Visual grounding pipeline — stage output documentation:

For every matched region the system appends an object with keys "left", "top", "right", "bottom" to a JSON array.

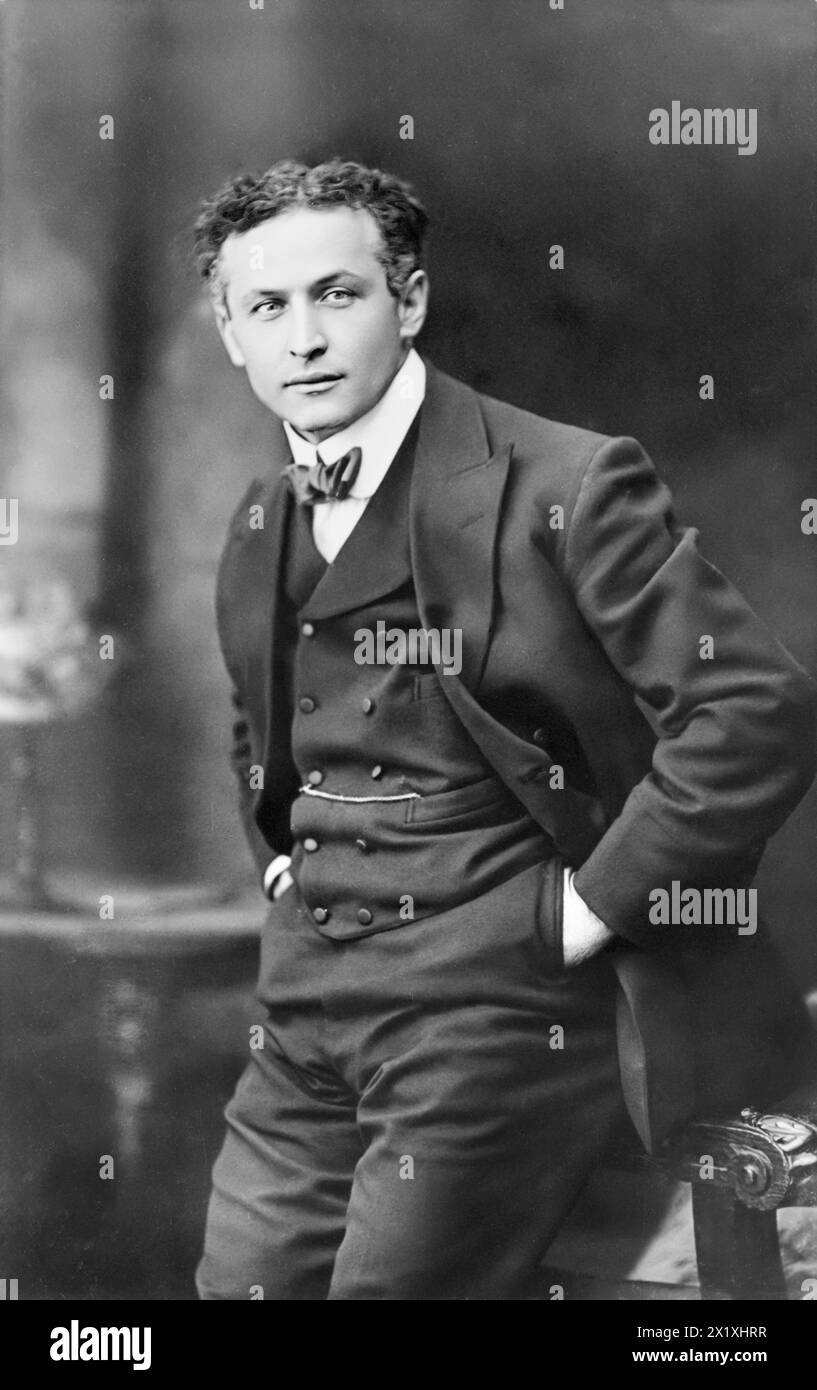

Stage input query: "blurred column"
[{"left": 0, "top": 0, "right": 183, "bottom": 883}]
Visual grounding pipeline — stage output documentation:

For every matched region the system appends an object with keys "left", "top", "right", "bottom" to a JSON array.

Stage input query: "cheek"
[
  {"left": 243, "top": 355, "right": 285, "bottom": 407},
  {"left": 345, "top": 303, "right": 400, "bottom": 349},
  {"left": 234, "top": 315, "right": 274, "bottom": 349},
  {"left": 241, "top": 335, "right": 284, "bottom": 380}
]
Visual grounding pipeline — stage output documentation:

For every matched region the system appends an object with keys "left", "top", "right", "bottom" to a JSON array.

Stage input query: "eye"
[
  {"left": 321, "top": 288, "right": 355, "bottom": 305},
  {"left": 250, "top": 299, "right": 284, "bottom": 318}
]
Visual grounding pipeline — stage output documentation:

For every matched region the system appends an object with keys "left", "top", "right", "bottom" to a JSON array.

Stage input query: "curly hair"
[{"left": 193, "top": 157, "right": 430, "bottom": 305}]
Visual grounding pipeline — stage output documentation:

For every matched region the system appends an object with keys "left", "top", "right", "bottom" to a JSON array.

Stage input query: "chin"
[
  {"left": 293, "top": 411, "right": 347, "bottom": 439},
  {"left": 290, "top": 399, "right": 359, "bottom": 436}
]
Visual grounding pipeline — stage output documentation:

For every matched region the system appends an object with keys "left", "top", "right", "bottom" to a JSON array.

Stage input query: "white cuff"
[
  {"left": 263, "top": 854, "right": 292, "bottom": 899},
  {"left": 563, "top": 866, "right": 608, "bottom": 934}
]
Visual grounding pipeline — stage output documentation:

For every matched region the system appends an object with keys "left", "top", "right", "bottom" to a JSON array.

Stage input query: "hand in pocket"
[{"left": 561, "top": 867, "right": 614, "bottom": 966}]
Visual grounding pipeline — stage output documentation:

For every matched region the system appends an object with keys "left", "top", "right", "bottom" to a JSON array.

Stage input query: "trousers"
[{"left": 196, "top": 857, "right": 624, "bottom": 1300}]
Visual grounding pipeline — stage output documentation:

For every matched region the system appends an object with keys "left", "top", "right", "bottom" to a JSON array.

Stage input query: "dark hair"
[{"left": 193, "top": 157, "right": 429, "bottom": 304}]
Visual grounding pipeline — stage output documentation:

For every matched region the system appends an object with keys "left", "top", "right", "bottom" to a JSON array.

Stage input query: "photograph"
[{"left": 1, "top": 0, "right": 816, "bottom": 1347}]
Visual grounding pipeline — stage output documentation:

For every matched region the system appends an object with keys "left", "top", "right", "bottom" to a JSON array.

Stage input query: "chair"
[
  {"left": 542, "top": 1083, "right": 817, "bottom": 1300},
  {"left": 644, "top": 1086, "right": 817, "bottom": 1298}
]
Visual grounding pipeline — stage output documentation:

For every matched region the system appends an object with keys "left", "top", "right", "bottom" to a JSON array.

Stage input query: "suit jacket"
[{"left": 215, "top": 359, "right": 817, "bottom": 1151}]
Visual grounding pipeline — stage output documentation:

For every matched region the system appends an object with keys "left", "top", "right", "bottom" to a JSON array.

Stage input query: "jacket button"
[
  {"left": 307, "top": 769, "right": 324, "bottom": 786},
  {"left": 357, "top": 908, "right": 373, "bottom": 926},
  {"left": 362, "top": 697, "right": 376, "bottom": 714},
  {"left": 301, "top": 622, "right": 315, "bottom": 637},
  {"left": 371, "top": 765, "right": 383, "bottom": 779},
  {"left": 532, "top": 728, "right": 547, "bottom": 745},
  {"left": 303, "top": 837, "right": 319, "bottom": 853},
  {"left": 299, "top": 696, "right": 317, "bottom": 713},
  {"left": 355, "top": 838, "right": 370, "bottom": 853},
  {"left": 313, "top": 906, "right": 329, "bottom": 924}
]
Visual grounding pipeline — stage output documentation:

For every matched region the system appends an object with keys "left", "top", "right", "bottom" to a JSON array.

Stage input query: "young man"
[{"left": 193, "top": 158, "right": 816, "bottom": 1300}]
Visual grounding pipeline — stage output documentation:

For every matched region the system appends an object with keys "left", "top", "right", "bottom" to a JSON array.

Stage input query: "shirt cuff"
[
  {"left": 563, "top": 866, "right": 608, "bottom": 935},
  {"left": 263, "top": 854, "right": 293, "bottom": 900}
]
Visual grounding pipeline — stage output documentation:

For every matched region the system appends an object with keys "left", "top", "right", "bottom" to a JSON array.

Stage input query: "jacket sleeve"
[
  {"left": 565, "top": 435, "right": 817, "bottom": 947},
  {"left": 227, "top": 684, "right": 278, "bottom": 889}
]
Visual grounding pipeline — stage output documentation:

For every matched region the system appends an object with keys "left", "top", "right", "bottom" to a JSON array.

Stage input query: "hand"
[{"left": 561, "top": 868, "right": 615, "bottom": 966}]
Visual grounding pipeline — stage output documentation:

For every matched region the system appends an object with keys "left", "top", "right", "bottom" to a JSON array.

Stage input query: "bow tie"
[{"left": 284, "top": 446, "right": 363, "bottom": 505}]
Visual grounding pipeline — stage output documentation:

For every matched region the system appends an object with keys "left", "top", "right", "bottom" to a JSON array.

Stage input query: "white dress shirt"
[{"left": 282, "top": 347, "right": 426, "bottom": 563}]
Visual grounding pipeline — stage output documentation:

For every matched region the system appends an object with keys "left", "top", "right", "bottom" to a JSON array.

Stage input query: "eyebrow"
[{"left": 238, "top": 270, "right": 365, "bottom": 308}]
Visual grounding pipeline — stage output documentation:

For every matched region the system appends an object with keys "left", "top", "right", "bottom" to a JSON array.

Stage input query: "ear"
[
  {"left": 213, "top": 296, "right": 246, "bottom": 368},
  {"left": 397, "top": 269, "right": 429, "bottom": 344}
]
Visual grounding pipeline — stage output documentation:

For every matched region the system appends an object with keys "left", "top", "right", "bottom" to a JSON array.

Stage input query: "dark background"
[{"left": 1, "top": 0, "right": 815, "bottom": 1298}]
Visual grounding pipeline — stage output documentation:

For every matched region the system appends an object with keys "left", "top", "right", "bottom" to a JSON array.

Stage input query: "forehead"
[{"left": 218, "top": 205, "right": 385, "bottom": 293}]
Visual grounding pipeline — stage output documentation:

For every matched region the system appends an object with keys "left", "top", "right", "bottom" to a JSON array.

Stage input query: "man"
[{"left": 193, "top": 158, "right": 817, "bottom": 1300}]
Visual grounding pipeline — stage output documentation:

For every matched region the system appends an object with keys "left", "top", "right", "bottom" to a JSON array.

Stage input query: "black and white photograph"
[{"left": 1, "top": 0, "right": 816, "bottom": 1348}]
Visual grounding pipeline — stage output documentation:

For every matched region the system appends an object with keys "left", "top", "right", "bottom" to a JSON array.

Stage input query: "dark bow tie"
[{"left": 284, "top": 446, "right": 363, "bottom": 505}]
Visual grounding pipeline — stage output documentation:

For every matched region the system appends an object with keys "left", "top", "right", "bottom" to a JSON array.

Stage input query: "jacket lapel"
[
  {"left": 410, "top": 362, "right": 513, "bottom": 692},
  {"left": 411, "top": 366, "right": 610, "bottom": 857}
]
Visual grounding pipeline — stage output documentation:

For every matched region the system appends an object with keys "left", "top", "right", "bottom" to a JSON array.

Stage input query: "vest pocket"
[{"left": 404, "top": 774, "right": 515, "bottom": 826}]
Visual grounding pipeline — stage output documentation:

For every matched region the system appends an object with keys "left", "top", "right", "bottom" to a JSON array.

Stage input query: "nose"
[{"left": 288, "top": 302, "right": 327, "bottom": 360}]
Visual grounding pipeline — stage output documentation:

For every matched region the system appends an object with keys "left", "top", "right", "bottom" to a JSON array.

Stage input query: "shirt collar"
[{"left": 282, "top": 348, "right": 426, "bottom": 499}]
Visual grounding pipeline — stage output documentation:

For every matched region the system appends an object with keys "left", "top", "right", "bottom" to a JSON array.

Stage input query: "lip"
[{"left": 285, "top": 373, "right": 343, "bottom": 393}]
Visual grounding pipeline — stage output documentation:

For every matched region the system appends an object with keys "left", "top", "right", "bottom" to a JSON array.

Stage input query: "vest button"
[
  {"left": 357, "top": 908, "right": 373, "bottom": 926},
  {"left": 303, "top": 837, "right": 319, "bottom": 853},
  {"left": 313, "top": 907, "right": 329, "bottom": 924},
  {"left": 362, "top": 697, "right": 376, "bottom": 714},
  {"left": 354, "top": 838, "right": 369, "bottom": 854},
  {"left": 371, "top": 765, "right": 383, "bottom": 779},
  {"left": 301, "top": 622, "right": 315, "bottom": 637},
  {"left": 298, "top": 696, "right": 317, "bottom": 713},
  {"left": 532, "top": 728, "right": 547, "bottom": 745},
  {"left": 307, "top": 769, "right": 324, "bottom": 786}
]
